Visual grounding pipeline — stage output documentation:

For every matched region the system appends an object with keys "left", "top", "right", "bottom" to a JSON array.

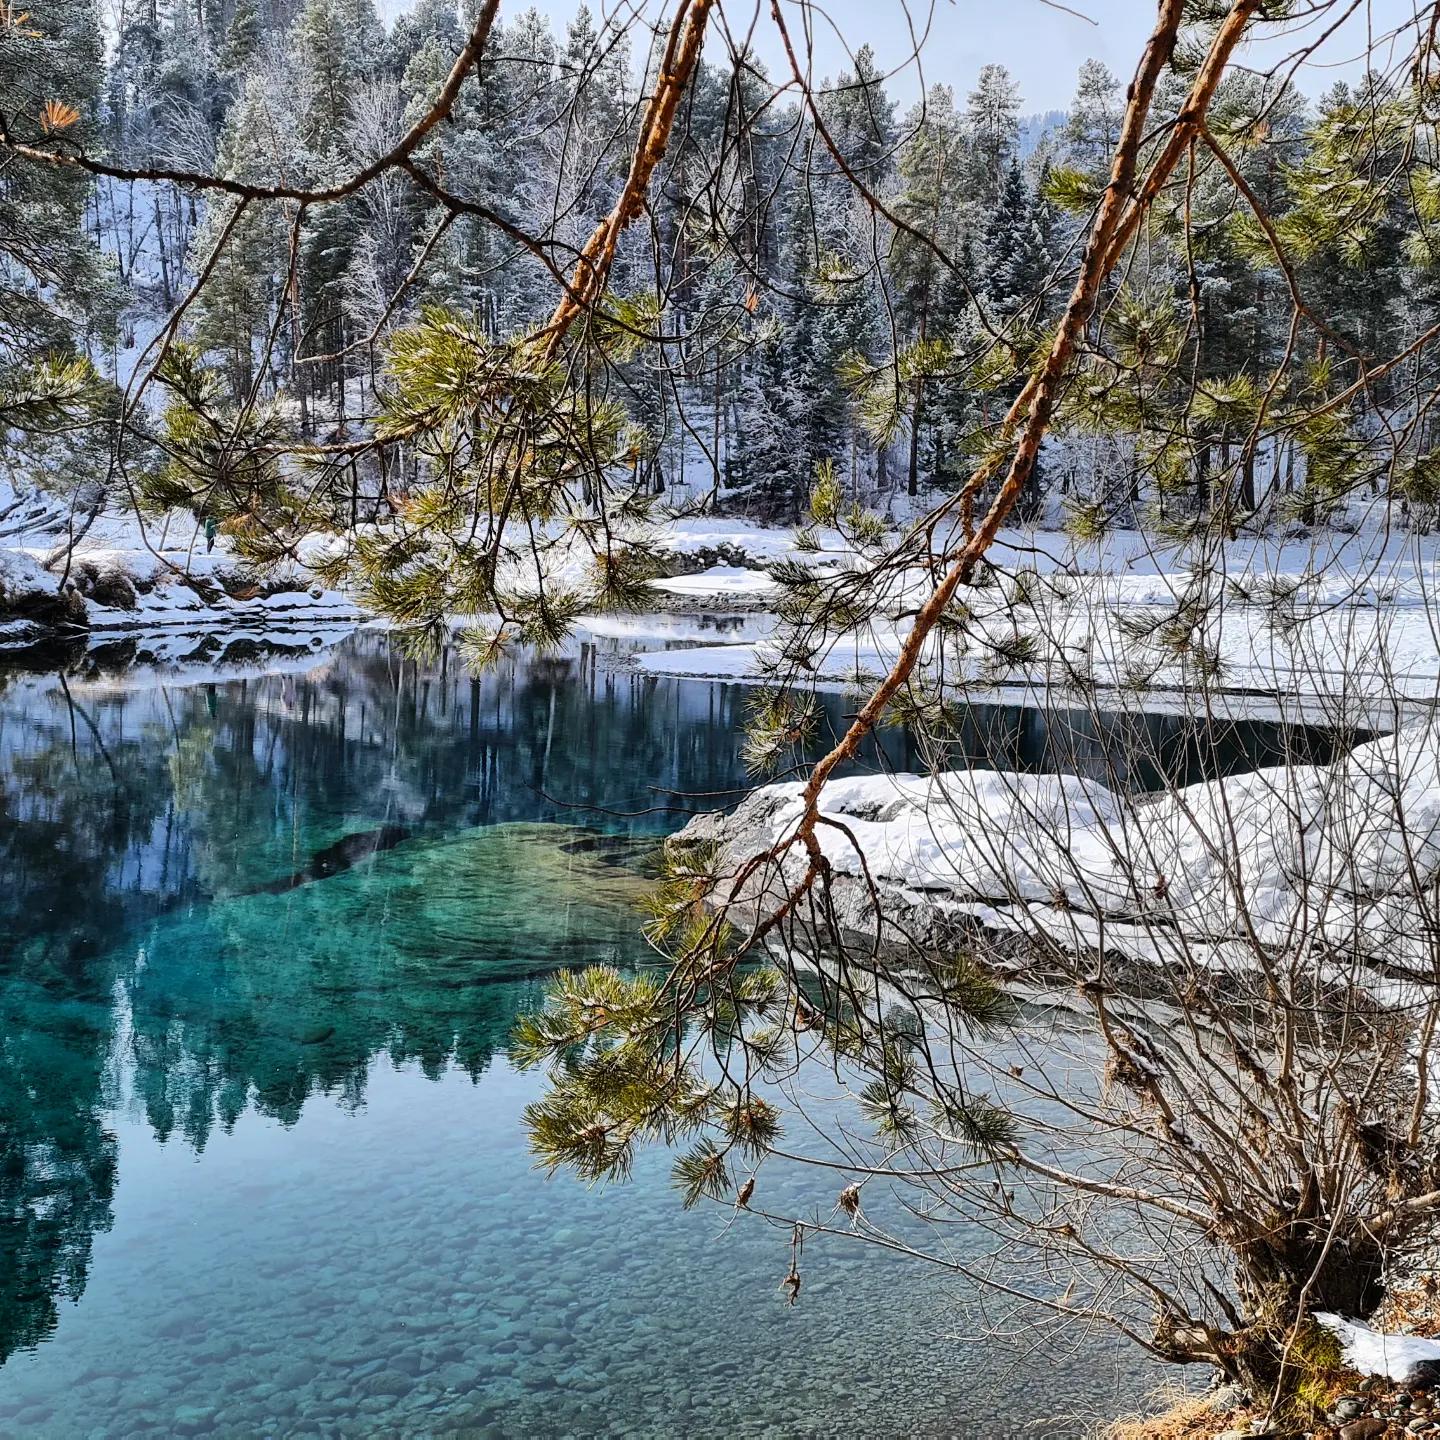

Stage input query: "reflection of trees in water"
[
  {"left": 0, "top": 678, "right": 175, "bottom": 1364},
  {"left": 0, "top": 1007, "right": 117, "bottom": 1365},
  {"left": 0, "top": 634, "right": 715, "bottom": 1364},
  {"left": 122, "top": 825, "right": 650, "bottom": 1144},
  {"left": 0, "top": 631, "right": 1351, "bottom": 1366}
]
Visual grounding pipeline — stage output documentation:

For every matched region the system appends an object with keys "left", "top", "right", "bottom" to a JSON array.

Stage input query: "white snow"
[
  {"left": 630, "top": 527, "right": 1440, "bottom": 717},
  {"left": 1315, "top": 1314, "right": 1440, "bottom": 1383},
  {"left": 653, "top": 516, "right": 849, "bottom": 563},
  {"left": 740, "top": 719, "right": 1440, "bottom": 966},
  {"left": 648, "top": 565, "right": 778, "bottom": 598},
  {"left": 575, "top": 611, "right": 775, "bottom": 645},
  {"left": 0, "top": 545, "right": 59, "bottom": 596},
  {"left": 0, "top": 484, "right": 361, "bottom": 640}
]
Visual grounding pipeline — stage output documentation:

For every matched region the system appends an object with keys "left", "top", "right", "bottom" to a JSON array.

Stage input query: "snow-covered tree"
[{"left": 965, "top": 62, "right": 1021, "bottom": 209}]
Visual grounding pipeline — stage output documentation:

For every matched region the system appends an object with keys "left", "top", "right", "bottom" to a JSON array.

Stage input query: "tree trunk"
[{"left": 907, "top": 378, "right": 923, "bottom": 499}]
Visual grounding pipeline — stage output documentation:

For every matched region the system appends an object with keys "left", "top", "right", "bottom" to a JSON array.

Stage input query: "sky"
[{"left": 431, "top": 0, "right": 1427, "bottom": 112}]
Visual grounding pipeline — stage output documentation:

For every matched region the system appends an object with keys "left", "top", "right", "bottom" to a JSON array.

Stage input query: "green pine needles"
[{"left": 513, "top": 816, "right": 1024, "bottom": 1227}]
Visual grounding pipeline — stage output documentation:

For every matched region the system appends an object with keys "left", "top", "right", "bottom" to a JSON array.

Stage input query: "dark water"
[{"left": 0, "top": 626, "right": 1359, "bottom": 1438}]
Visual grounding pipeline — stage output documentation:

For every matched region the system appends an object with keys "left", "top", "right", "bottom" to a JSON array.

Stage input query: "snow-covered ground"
[
  {"left": 690, "top": 715, "right": 1440, "bottom": 975},
  {"left": 648, "top": 565, "right": 778, "bottom": 600},
  {"left": 6, "top": 489, "right": 1440, "bottom": 731},
  {"left": 1316, "top": 1314, "right": 1440, "bottom": 1384},
  {"left": 0, "top": 489, "right": 358, "bottom": 649},
  {"left": 628, "top": 518, "right": 1440, "bottom": 721}
]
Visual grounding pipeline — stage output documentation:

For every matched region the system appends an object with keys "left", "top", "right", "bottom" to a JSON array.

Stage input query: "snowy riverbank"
[
  {"left": 674, "top": 716, "right": 1440, "bottom": 980},
  {"left": 0, "top": 495, "right": 359, "bottom": 652},
  {"left": 7, "top": 497, "right": 1440, "bottom": 730},
  {"left": 634, "top": 522, "right": 1440, "bottom": 721}
]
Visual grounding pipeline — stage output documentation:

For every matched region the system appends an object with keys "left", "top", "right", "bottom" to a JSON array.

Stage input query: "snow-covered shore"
[
  {"left": 633, "top": 523, "right": 1440, "bottom": 720},
  {"left": 675, "top": 718, "right": 1440, "bottom": 977},
  {"left": 0, "top": 492, "right": 360, "bottom": 652},
  {"left": 7, "top": 498, "right": 1440, "bottom": 735}
]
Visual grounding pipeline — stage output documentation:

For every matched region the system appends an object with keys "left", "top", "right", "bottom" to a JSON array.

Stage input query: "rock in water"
[{"left": 254, "top": 824, "right": 413, "bottom": 893}]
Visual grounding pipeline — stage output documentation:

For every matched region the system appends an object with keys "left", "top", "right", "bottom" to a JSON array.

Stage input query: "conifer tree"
[
  {"left": 889, "top": 85, "right": 965, "bottom": 495},
  {"left": 0, "top": 0, "right": 118, "bottom": 495},
  {"left": 0, "top": 0, "right": 114, "bottom": 365},
  {"left": 1063, "top": 58, "right": 1121, "bottom": 177},
  {"left": 965, "top": 62, "right": 1021, "bottom": 209}
]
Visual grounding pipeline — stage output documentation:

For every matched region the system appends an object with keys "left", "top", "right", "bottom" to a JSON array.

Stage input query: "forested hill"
[{"left": 5, "top": 0, "right": 1437, "bottom": 530}]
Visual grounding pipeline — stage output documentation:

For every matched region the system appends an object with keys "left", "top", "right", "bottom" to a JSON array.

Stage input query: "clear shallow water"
[{"left": 0, "top": 628, "right": 1360, "bottom": 1438}]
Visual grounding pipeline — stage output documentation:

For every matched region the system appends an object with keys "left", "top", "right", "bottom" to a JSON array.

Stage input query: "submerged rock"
[{"left": 252, "top": 824, "right": 413, "bottom": 894}]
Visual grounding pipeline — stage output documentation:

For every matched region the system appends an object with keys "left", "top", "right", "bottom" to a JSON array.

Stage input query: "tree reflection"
[
  {"left": 0, "top": 629, "right": 1348, "bottom": 1365},
  {"left": 0, "top": 633, "right": 760, "bottom": 1363},
  {"left": 0, "top": 672, "right": 173, "bottom": 1363}
]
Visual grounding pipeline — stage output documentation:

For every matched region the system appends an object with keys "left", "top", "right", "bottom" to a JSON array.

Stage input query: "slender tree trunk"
[{"left": 907, "top": 382, "right": 923, "bottom": 499}]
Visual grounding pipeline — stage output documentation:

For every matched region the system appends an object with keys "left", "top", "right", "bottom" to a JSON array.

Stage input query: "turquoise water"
[{"left": 0, "top": 628, "right": 1356, "bottom": 1437}]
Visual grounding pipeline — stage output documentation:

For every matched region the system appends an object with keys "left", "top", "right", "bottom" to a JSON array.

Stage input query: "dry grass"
[
  {"left": 1375, "top": 1277, "right": 1440, "bottom": 1339},
  {"left": 1091, "top": 1384, "right": 1239, "bottom": 1440}
]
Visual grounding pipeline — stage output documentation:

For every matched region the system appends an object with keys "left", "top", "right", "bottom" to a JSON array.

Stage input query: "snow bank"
[
  {"left": 8, "top": 492, "right": 1440, "bottom": 701},
  {"left": 654, "top": 517, "right": 849, "bottom": 564},
  {"left": 648, "top": 565, "right": 778, "bottom": 599},
  {"left": 1315, "top": 1314, "right": 1440, "bottom": 1384},
  {"left": 719, "top": 720, "right": 1440, "bottom": 964},
  {"left": 0, "top": 486, "right": 362, "bottom": 644},
  {"left": 0, "top": 546, "right": 57, "bottom": 596},
  {"left": 632, "top": 570, "right": 1440, "bottom": 705},
  {"left": 0, "top": 545, "right": 88, "bottom": 643},
  {"left": 624, "top": 515, "right": 1440, "bottom": 709}
]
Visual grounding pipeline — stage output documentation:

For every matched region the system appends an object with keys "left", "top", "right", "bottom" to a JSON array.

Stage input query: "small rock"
[
  {"left": 1340, "top": 1420, "right": 1389, "bottom": 1440},
  {"left": 1409, "top": 1419, "right": 1435, "bottom": 1434},
  {"left": 1332, "top": 1396, "right": 1367, "bottom": 1421},
  {"left": 1209, "top": 1384, "right": 1248, "bottom": 1413},
  {"left": 171, "top": 1404, "right": 216, "bottom": 1436}
]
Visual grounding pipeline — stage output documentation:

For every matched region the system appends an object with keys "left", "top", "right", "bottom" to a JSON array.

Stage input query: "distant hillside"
[{"left": 1018, "top": 108, "right": 1067, "bottom": 158}]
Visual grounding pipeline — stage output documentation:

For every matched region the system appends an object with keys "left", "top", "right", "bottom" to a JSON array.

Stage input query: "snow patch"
[
  {"left": 648, "top": 565, "right": 778, "bottom": 598},
  {"left": 1315, "top": 1314, "right": 1440, "bottom": 1384}
]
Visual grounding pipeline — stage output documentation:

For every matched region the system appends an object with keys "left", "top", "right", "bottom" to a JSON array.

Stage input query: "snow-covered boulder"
[{"left": 0, "top": 547, "right": 87, "bottom": 634}]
